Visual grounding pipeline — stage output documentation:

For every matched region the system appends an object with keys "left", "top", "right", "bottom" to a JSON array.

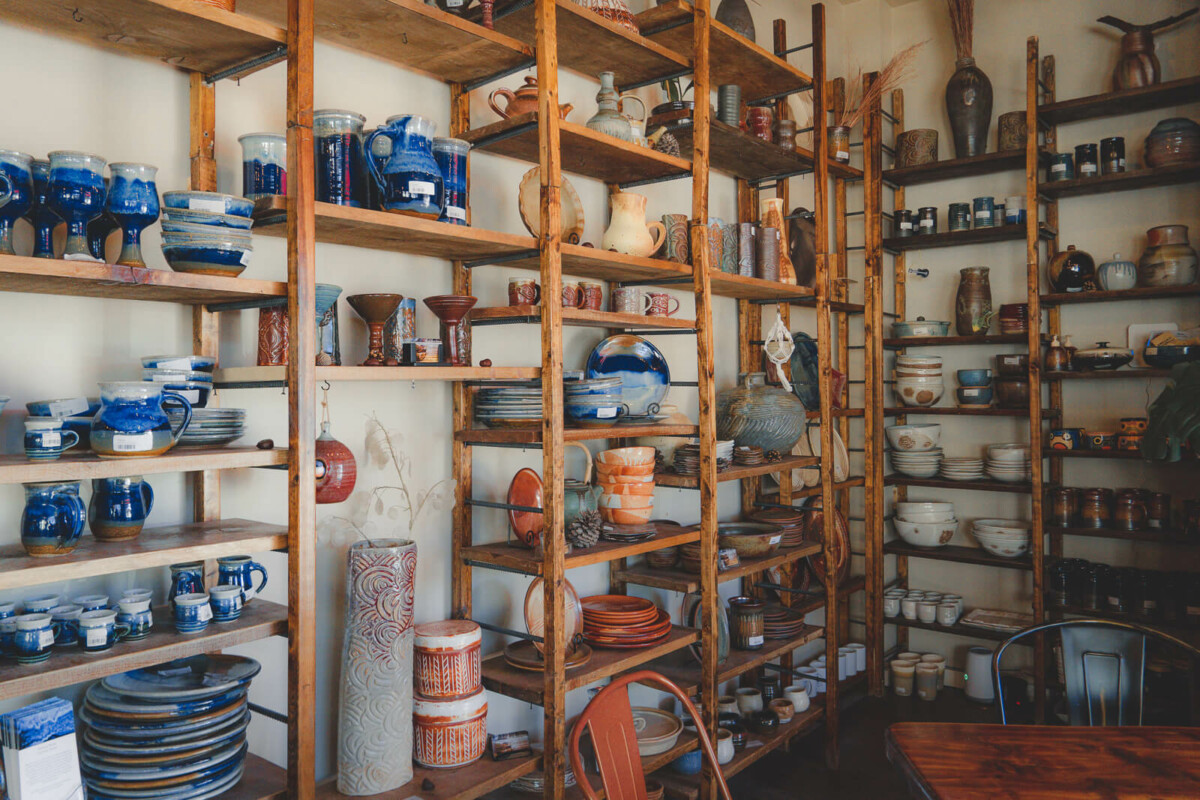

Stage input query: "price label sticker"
[
  {"left": 40, "top": 432, "right": 61, "bottom": 447},
  {"left": 113, "top": 432, "right": 154, "bottom": 452},
  {"left": 85, "top": 627, "right": 107, "bottom": 648},
  {"left": 1051, "top": 162, "right": 1067, "bottom": 173},
  {"left": 189, "top": 198, "right": 227, "bottom": 214},
  {"left": 597, "top": 407, "right": 617, "bottom": 418},
  {"left": 198, "top": 605, "right": 213, "bottom": 622},
  {"left": 919, "top": 218, "right": 934, "bottom": 227},
  {"left": 748, "top": 635, "right": 764, "bottom": 646},
  {"left": 836, "top": 150, "right": 849, "bottom": 160},
  {"left": 899, "top": 221, "right": 913, "bottom": 230},
  {"left": 769, "top": 535, "right": 782, "bottom": 545},
  {"left": 408, "top": 180, "right": 436, "bottom": 197},
  {"left": 240, "top": 251, "right": 252, "bottom": 266},
  {"left": 38, "top": 630, "right": 55, "bottom": 648},
  {"left": 446, "top": 206, "right": 466, "bottom": 221},
  {"left": 1081, "top": 163, "right": 1097, "bottom": 175},
  {"left": 48, "top": 398, "right": 88, "bottom": 417},
  {"left": 976, "top": 209, "right": 991, "bottom": 218}
]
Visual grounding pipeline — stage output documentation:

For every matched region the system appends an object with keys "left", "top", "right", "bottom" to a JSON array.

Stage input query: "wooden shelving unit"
[{"left": 881, "top": 541, "right": 1032, "bottom": 571}]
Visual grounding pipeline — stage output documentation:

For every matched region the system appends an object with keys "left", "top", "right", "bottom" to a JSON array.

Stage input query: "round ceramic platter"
[
  {"left": 178, "top": 435, "right": 243, "bottom": 445},
  {"left": 85, "top": 685, "right": 246, "bottom": 718},
  {"left": 102, "top": 656, "right": 261, "bottom": 701},
  {"left": 582, "top": 595, "right": 655, "bottom": 615},
  {"left": 85, "top": 764, "right": 245, "bottom": 800},
  {"left": 518, "top": 166, "right": 584, "bottom": 243},
  {"left": 585, "top": 335, "right": 670, "bottom": 417},
  {"left": 80, "top": 699, "right": 247, "bottom": 737},
  {"left": 524, "top": 576, "right": 582, "bottom": 654},
  {"left": 506, "top": 467, "right": 544, "bottom": 547},
  {"left": 85, "top": 710, "right": 250, "bottom": 750},
  {"left": 82, "top": 739, "right": 245, "bottom": 780},
  {"left": 83, "top": 737, "right": 245, "bottom": 770},
  {"left": 503, "top": 640, "right": 592, "bottom": 672}
]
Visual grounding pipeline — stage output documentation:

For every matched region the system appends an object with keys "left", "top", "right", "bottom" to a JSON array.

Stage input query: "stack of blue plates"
[
  {"left": 79, "top": 655, "right": 261, "bottom": 800},
  {"left": 475, "top": 384, "right": 542, "bottom": 429},
  {"left": 160, "top": 192, "right": 254, "bottom": 277}
]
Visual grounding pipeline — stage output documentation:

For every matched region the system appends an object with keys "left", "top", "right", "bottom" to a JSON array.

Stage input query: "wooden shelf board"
[
  {"left": 471, "top": 305, "right": 696, "bottom": 330},
  {"left": 1043, "top": 369, "right": 1173, "bottom": 380},
  {"left": 0, "top": 519, "right": 287, "bottom": 592},
  {"left": 885, "top": 616, "right": 1032, "bottom": 644},
  {"left": 791, "top": 298, "right": 866, "bottom": 314},
  {"left": 462, "top": 523, "right": 700, "bottom": 575},
  {"left": 0, "top": 0, "right": 286, "bottom": 75},
  {"left": 215, "top": 365, "right": 540, "bottom": 385},
  {"left": 0, "top": 447, "right": 286, "bottom": 485},
  {"left": 790, "top": 574, "right": 868, "bottom": 617},
  {"left": 1041, "top": 284, "right": 1200, "bottom": 305},
  {"left": 883, "top": 474, "right": 1032, "bottom": 494},
  {"left": 253, "top": 202, "right": 539, "bottom": 261},
  {"left": 480, "top": 625, "right": 698, "bottom": 705},
  {"left": 317, "top": 753, "right": 541, "bottom": 800},
  {"left": 457, "top": 424, "right": 698, "bottom": 444},
  {"left": 634, "top": 0, "right": 811, "bottom": 104},
  {"left": 229, "top": 754, "right": 288, "bottom": 800},
  {"left": 655, "top": 454, "right": 819, "bottom": 488},
  {"left": 787, "top": 476, "right": 866, "bottom": 499},
  {"left": 1040, "top": 162, "right": 1200, "bottom": 199},
  {"left": 488, "top": 0, "right": 688, "bottom": 88},
  {"left": 883, "top": 150, "right": 1025, "bottom": 186},
  {"left": 884, "top": 225, "right": 1041, "bottom": 252},
  {"left": 461, "top": 113, "right": 691, "bottom": 185},
  {"left": 237, "top": 0, "right": 533, "bottom": 85},
  {"left": 0, "top": 254, "right": 286, "bottom": 305},
  {"left": 0, "top": 601, "right": 286, "bottom": 701},
  {"left": 671, "top": 120, "right": 861, "bottom": 182},
  {"left": 1042, "top": 448, "right": 1151, "bottom": 460},
  {"left": 1049, "top": 525, "right": 1194, "bottom": 544},
  {"left": 883, "top": 540, "right": 1033, "bottom": 571},
  {"left": 1038, "top": 75, "right": 1200, "bottom": 126},
  {"left": 614, "top": 541, "right": 822, "bottom": 594},
  {"left": 535, "top": 245, "right": 694, "bottom": 285},
  {"left": 884, "top": 334, "right": 1027, "bottom": 348},
  {"left": 884, "top": 407, "right": 1047, "bottom": 417},
  {"left": 808, "top": 408, "right": 866, "bottom": 419},
  {"left": 708, "top": 271, "right": 815, "bottom": 301},
  {"left": 640, "top": 625, "right": 824, "bottom": 696}
]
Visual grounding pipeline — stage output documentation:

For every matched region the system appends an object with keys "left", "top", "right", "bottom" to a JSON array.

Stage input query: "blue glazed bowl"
[
  {"left": 163, "top": 243, "right": 252, "bottom": 276},
  {"left": 956, "top": 368, "right": 992, "bottom": 387},
  {"left": 162, "top": 191, "right": 253, "bottom": 218},
  {"left": 956, "top": 386, "right": 993, "bottom": 405},
  {"left": 142, "top": 368, "right": 214, "bottom": 384},
  {"left": 161, "top": 218, "right": 250, "bottom": 237},
  {"left": 1143, "top": 343, "right": 1199, "bottom": 369},
  {"left": 565, "top": 402, "right": 627, "bottom": 425},
  {"left": 141, "top": 355, "right": 217, "bottom": 372},
  {"left": 671, "top": 749, "right": 703, "bottom": 775},
  {"left": 162, "top": 231, "right": 253, "bottom": 248},
  {"left": 26, "top": 397, "right": 94, "bottom": 417},
  {"left": 161, "top": 207, "right": 253, "bottom": 229}
]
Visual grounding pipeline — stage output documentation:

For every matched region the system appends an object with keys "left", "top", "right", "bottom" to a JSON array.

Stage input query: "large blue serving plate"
[
  {"left": 101, "top": 655, "right": 261, "bottom": 701},
  {"left": 585, "top": 334, "right": 670, "bottom": 417}
]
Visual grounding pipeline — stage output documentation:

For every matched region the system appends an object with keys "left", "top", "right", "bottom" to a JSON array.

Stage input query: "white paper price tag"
[
  {"left": 189, "top": 198, "right": 226, "bottom": 213},
  {"left": 179, "top": 390, "right": 201, "bottom": 404},
  {"left": 1081, "top": 164, "right": 1097, "bottom": 175},
  {"left": 85, "top": 627, "right": 107, "bottom": 648},
  {"left": 769, "top": 535, "right": 782, "bottom": 545},
  {"left": 836, "top": 150, "right": 849, "bottom": 160},
  {"left": 39, "top": 630, "right": 56, "bottom": 648},
  {"left": 597, "top": 407, "right": 617, "bottom": 418},
  {"left": 113, "top": 432, "right": 154, "bottom": 452},
  {"left": 47, "top": 398, "right": 88, "bottom": 417},
  {"left": 408, "top": 180, "right": 436, "bottom": 196},
  {"left": 240, "top": 251, "right": 252, "bottom": 266},
  {"left": 198, "top": 605, "right": 213, "bottom": 622},
  {"left": 919, "top": 218, "right": 934, "bottom": 228},
  {"left": 976, "top": 209, "right": 991, "bottom": 218},
  {"left": 748, "top": 634, "right": 764, "bottom": 646},
  {"left": 446, "top": 206, "right": 466, "bottom": 221},
  {"left": 1051, "top": 162, "right": 1067, "bottom": 173},
  {"left": 899, "top": 221, "right": 913, "bottom": 230},
  {"left": 40, "top": 432, "right": 61, "bottom": 447}
]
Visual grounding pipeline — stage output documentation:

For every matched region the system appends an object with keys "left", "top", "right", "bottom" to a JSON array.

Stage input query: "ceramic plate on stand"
[
  {"left": 506, "top": 467, "right": 544, "bottom": 547},
  {"left": 586, "top": 335, "right": 670, "bottom": 417},
  {"left": 518, "top": 166, "right": 584, "bottom": 243}
]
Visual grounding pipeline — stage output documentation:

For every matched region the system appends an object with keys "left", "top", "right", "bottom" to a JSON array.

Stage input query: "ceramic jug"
[
  {"left": 89, "top": 476, "right": 154, "bottom": 541},
  {"left": 90, "top": 381, "right": 192, "bottom": 459},
  {"left": 601, "top": 192, "right": 666, "bottom": 257},
  {"left": 21, "top": 481, "right": 86, "bottom": 557},
  {"left": 364, "top": 115, "right": 444, "bottom": 219},
  {"left": 619, "top": 94, "right": 648, "bottom": 144},
  {"left": 586, "top": 72, "right": 635, "bottom": 142},
  {"left": 487, "top": 76, "right": 572, "bottom": 120}
]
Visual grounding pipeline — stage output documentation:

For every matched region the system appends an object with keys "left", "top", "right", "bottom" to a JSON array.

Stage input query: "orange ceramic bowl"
[
  {"left": 600, "top": 506, "right": 655, "bottom": 525},
  {"left": 594, "top": 461, "right": 656, "bottom": 478},
  {"left": 595, "top": 446, "right": 656, "bottom": 467},
  {"left": 598, "top": 493, "right": 655, "bottom": 510},
  {"left": 597, "top": 481, "right": 654, "bottom": 496},
  {"left": 592, "top": 471, "right": 655, "bottom": 484}
]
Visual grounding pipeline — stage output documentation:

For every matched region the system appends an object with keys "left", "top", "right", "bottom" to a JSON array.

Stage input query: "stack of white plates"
[
  {"left": 971, "top": 518, "right": 1031, "bottom": 558},
  {"left": 889, "top": 447, "right": 943, "bottom": 478},
  {"left": 985, "top": 443, "right": 1031, "bottom": 483},
  {"left": 170, "top": 408, "right": 246, "bottom": 448},
  {"left": 939, "top": 456, "right": 985, "bottom": 481}
]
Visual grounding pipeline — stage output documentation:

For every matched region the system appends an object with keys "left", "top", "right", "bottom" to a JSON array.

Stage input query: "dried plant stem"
[
  {"left": 947, "top": 0, "right": 974, "bottom": 61},
  {"left": 836, "top": 41, "right": 925, "bottom": 130}
]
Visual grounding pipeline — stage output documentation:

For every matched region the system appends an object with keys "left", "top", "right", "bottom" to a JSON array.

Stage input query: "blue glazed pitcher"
[
  {"left": 91, "top": 381, "right": 192, "bottom": 459},
  {"left": 364, "top": 115, "right": 444, "bottom": 219},
  {"left": 89, "top": 476, "right": 154, "bottom": 542},
  {"left": 21, "top": 481, "right": 87, "bottom": 557}
]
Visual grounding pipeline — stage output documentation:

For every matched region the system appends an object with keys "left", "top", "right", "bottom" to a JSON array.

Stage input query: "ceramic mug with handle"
[{"left": 646, "top": 292, "right": 680, "bottom": 317}]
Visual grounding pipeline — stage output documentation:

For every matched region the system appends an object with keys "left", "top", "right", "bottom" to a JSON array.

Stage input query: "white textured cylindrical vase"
[{"left": 337, "top": 539, "right": 418, "bottom": 795}]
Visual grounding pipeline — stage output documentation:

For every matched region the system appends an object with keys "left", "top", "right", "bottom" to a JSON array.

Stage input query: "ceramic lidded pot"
[
  {"left": 413, "top": 686, "right": 488, "bottom": 768},
  {"left": 716, "top": 372, "right": 807, "bottom": 454},
  {"left": 315, "top": 421, "right": 357, "bottom": 504},
  {"left": 1097, "top": 253, "right": 1138, "bottom": 291},
  {"left": 414, "top": 620, "right": 482, "bottom": 699},
  {"left": 1139, "top": 225, "right": 1198, "bottom": 287},
  {"left": 365, "top": 115, "right": 444, "bottom": 219},
  {"left": 90, "top": 381, "right": 192, "bottom": 458},
  {"left": 1047, "top": 245, "right": 1096, "bottom": 293},
  {"left": 21, "top": 481, "right": 86, "bottom": 556},
  {"left": 1144, "top": 118, "right": 1200, "bottom": 168}
]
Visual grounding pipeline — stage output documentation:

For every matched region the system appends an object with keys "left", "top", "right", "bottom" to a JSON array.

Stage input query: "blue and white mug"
[
  {"left": 217, "top": 556, "right": 268, "bottom": 603},
  {"left": 79, "top": 609, "right": 129, "bottom": 652},
  {"left": 13, "top": 613, "right": 59, "bottom": 664},
  {"left": 24, "top": 594, "right": 61, "bottom": 614},
  {"left": 73, "top": 594, "right": 109, "bottom": 613},
  {"left": 116, "top": 597, "right": 153, "bottom": 640},
  {"left": 169, "top": 562, "right": 206, "bottom": 607},
  {"left": 23, "top": 418, "right": 80, "bottom": 461},
  {"left": 174, "top": 593, "right": 212, "bottom": 635},
  {"left": 50, "top": 604, "right": 83, "bottom": 647},
  {"left": 209, "top": 585, "right": 244, "bottom": 624}
]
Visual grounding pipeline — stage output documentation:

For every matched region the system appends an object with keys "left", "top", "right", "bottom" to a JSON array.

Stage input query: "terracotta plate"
[
  {"left": 504, "top": 640, "right": 592, "bottom": 672},
  {"left": 581, "top": 595, "right": 655, "bottom": 615},
  {"left": 507, "top": 468, "right": 544, "bottom": 548},
  {"left": 523, "top": 577, "right": 582, "bottom": 654}
]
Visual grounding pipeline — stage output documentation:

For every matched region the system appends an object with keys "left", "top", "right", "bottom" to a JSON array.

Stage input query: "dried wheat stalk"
[
  {"left": 836, "top": 41, "right": 925, "bottom": 130},
  {"left": 947, "top": 0, "right": 974, "bottom": 61}
]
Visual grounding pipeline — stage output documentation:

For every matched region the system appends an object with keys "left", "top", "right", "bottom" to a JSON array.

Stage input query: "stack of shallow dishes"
[
  {"left": 595, "top": 447, "right": 655, "bottom": 525},
  {"left": 733, "top": 445, "right": 765, "bottom": 466},
  {"left": 672, "top": 440, "right": 734, "bottom": 474},
  {"left": 749, "top": 507, "right": 806, "bottom": 547},
  {"left": 142, "top": 355, "right": 217, "bottom": 410},
  {"left": 474, "top": 384, "right": 542, "bottom": 429},
  {"left": 564, "top": 376, "right": 625, "bottom": 426},
  {"left": 889, "top": 447, "right": 943, "bottom": 478},
  {"left": 79, "top": 655, "right": 259, "bottom": 800},
  {"left": 509, "top": 763, "right": 577, "bottom": 794},
  {"left": 171, "top": 407, "right": 245, "bottom": 448},
  {"left": 971, "top": 518, "right": 1031, "bottom": 558},
  {"left": 160, "top": 192, "right": 254, "bottom": 277},
  {"left": 892, "top": 502, "right": 956, "bottom": 548},
  {"left": 581, "top": 595, "right": 671, "bottom": 649},
  {"left": 939, "top": 456, "right": 985, "bottom": 481},
  {"left": 678, "top": 542, "right": 702, "bottom": 573},
  {"left": 985, "top": 443, "right": 1031, "bottom": 483},
  {"left": 762, "top": 604, "right": 807, "bottom": 639}
]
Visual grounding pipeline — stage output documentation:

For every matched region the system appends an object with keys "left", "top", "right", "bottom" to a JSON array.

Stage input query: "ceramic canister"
[
  {"left": 916, "top": 207, "right": 937, "bottom": 235},
  {"left": 414, "top": 620, "right": 482, "bottom": 699},
  {"left": 972, "top": 196, "right": 995, "bottom": 229},
  {"left": 1101, "top": 136, "right": 1125, "bottom": 174},
  {"left": 1074, "top": 143, "right": 1099, "bottom": 178},
  {"left": 413, "top": 686, "right": 488, "bottom": 768},
  {"left": 948, "top": 203, "right": 971, "bottom": 232},
  {"left": 1047, "top": 152, "right": 1074, "bottom": 182}
]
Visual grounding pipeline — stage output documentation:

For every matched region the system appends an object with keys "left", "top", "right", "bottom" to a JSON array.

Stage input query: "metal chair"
[
  {"left": 567, "top": 669, "right": 734, "bottom": 800},
  {"left": 992, "top": 618, "right": 1200, "bottom": 726}
]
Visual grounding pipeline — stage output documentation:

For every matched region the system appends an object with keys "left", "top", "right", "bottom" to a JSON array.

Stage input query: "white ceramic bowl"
[
  {"left": 897, "top": 510, "right": 956, "bottom": 523},
  {"left": 973, "top": 519, "right": 1031, "bottom": 534},
  {"left": 895, "top": 501, "right": 953, "bottom": 515},
  {"left": 885, "top": 424, "right": 941, "bottom": 452},
  {"left": 973, "top": 533, "right": 1030, "bottom": 558},
  {"left": 894, "top": 464, "right": 941, "bottom": 478},
  {"left": 894, "top": 519, "right": 957, "bottom": 548},
  {"left": 894, "top": 383, "right": 945, "bottom": 408},
  {"left": 987, "top": 443, "right": 1030, "bottom": 462}
]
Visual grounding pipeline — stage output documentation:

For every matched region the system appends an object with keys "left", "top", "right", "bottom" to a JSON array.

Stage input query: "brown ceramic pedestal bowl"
[
  {"left": 423, "top": 295, "right": 478, "bottom": 367},
  {"left": 347, "top": 293, "right": 403, "bottom": 366}
]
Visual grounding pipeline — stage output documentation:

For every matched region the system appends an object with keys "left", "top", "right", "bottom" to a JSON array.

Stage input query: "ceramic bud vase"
[
  {"left": 955, "top": 266, "right": 993, "bottom": 336},
  {"left": 945, "top": 58, "right": 993, "bottom": 158},
  {"left": 337, "top": 539, "right": 418, "bottom": 796},
  {"left": 585, "top": 72, "right": 634, "bottom": 142}
]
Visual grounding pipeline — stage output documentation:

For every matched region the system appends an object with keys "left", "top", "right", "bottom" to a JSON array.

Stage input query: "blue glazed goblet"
[
  {"left": 107, "top": 163, "right": 159, "bottom": 267},
  {"left": 47, "top": 150, "right": 107, "bottom": 261},
  {"left": 26, "top": 159, "right": 58, "bottom": 259},
  {"left": 0, "top": 150, "right": 33, "bottom": 256},
  {"left": 88, "top": 178, "right": 119, "bottom": 262}
]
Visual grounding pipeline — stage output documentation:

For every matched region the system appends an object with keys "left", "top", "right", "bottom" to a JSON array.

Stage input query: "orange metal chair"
[{"left": 567, "top": 669, "right": 734, "bottom": 800}]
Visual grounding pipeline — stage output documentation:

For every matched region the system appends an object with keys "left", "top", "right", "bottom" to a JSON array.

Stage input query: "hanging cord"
[
  {"left": 763, "top": 310, "right": 795, "bottom": 394},
  {"left": 320, "top": 382, "right": 332, "bottom": 432}
]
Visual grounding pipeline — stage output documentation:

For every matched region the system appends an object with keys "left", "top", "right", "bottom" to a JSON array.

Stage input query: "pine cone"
[
  {"left": 654, "top": 131, "right": 681, "bottom": 157},
  {"left": 567, "top": 510, "right": 603, "bottom": 549}
]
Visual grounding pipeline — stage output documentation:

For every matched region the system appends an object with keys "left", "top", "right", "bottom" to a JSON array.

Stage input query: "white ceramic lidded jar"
[{"left": 1097, "top": 252, "right": 1138, "bottom": 291}]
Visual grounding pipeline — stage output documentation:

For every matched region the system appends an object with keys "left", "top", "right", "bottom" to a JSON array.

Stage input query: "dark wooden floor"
[{"left": 729, "top": 689, "right": 997, "bottom": 799}]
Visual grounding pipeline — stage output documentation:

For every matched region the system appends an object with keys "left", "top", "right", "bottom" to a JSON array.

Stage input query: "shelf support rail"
[{"left": 203, "top": 45, "right": 288, "bottom": 84}]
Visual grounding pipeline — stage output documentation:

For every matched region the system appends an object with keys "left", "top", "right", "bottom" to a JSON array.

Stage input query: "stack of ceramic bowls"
[
  {"left": 892, "top": 502, "right": 956, "bottom": 548},
  {"left": 749, "top": 507, "right": 806, "bottom": 547},
  {"left": 78, "top": 655, "right": 259, "bottom": 800},
  {"left": 595, "top": 447, "right": 655, "bottom": 525},
  {"left": 142, "top": 354, "right": 217, "bottom": 410},
  {"left": 160, "top": 191, "right": 254, "bottom": 277},
  {"left": 985, "top": 443, "right": 1031, "bottom": 483},
  {"left": 997, "top": 303, "right": 1029, "bottom": 335},
  {"left": 893, "top": 355, "right": 944, "bottom": 407},
  {"left": 940, "top": 456, "right": 985, "bottom": 481},
  {"left": 564, "top": 376, "right": 625, "bottom": 426},
  {"left": 885, "top": 423, "right": 940, "bottom": 453},
  {"left": 889, "top": 447, "right": 943, "bottom": 478},
  {"left": 474, "top": 384, "right": 542, "bottom": 428},
  {"left": 171, "top": 407, "right": 245, "bottom": 447},
  {"left": 955, "top": 368, "right": 993, "bottom": 408},
  {"left": 971, "top": 518, "right": 1031, "bottom": 558}
]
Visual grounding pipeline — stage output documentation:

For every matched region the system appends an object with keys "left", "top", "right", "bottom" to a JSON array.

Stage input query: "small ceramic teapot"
[
  {"left": 601, "top": 192, "right": 666, "bottom": 257},
  {"left": 488, "top": 76, "right": 573, "bottom": 120},
  {"left": 562, "top": 442, "right": 600, "bottom": 526}
]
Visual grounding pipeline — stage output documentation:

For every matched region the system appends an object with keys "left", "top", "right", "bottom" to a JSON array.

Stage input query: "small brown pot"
[
  {"left": 827, "top": 126, "right": 851, "bottom": 164},
  {"left": 993, "top": 378, "right": 1029, "bottom": 409},
  {"left": 895, "top": 128, "right": 938, "bottom": 167}
]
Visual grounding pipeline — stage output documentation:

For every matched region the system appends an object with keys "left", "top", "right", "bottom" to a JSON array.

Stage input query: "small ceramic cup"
[
  {"left": 921, "top": 653, "right": 948, "bottom": 689},
  {"left": 734, "top": 687, "right": 763, "bottom": 716},
  {"left": 891, "top": 659, "right": 916, "bottom": 697},
  {"left": 917, "top": 601, "right": 938, "bottom": 624},
  {"left": 769, "top": 698, "right": 794, "bottom": 724},
  {"left": 50, "top": 604, "right": 83, "bottom": 647},
  {"left": 611, "top": 287, "right": 649, "bottom": 315},
  {"left": 209, "top": 585, "right": 244, "bottom": 624},
  {"left": 937, "top": 602, "right": 959, "bottom": 627},
  {"left": 883, "top": 595, "right": 901, "bottom": 617},
  {"left": 174, "top": 593, "right": 212, "bottom": 635},
  {"left": 646, "top": 292, "right": 680, "bottom": 317},
  {"left": 916, "top": 663, "right": 940, "bottom": 701},
  {"left": 972, "top": 196, "right": 995, "bottom": 229},
  {"left": 121, "top": 588, "right": 153, "bottom": 604},
  {"left": 23, "top": 417, "right": 80, "bottom": 461},
  {"left": 717, "top": 695, "right": 739, "bottom": 717},
  {"left": 561, "top": 280, "right": 585, "bottom": 309},
  {"left": 579, "top": 281, "right": 603, "bottom": 310},
  {"left": 838, "top": 647, "right": 855, "bottom": 678},
  {"left": 24, "top": 594, "right": 61, "bottom": 614},
  {"left": 1087, "top": 431, "right": 1116, "bottom": 450},
  {"left": 79, "top": 609, "right": 129, "bottom": 653},
  {"left": 1048, "top": 428, "right": 1084, "bottom": 450},
  {"left": 507, "top": 277, "right": 539, "bottom": 306},
  {"left": 73, "top": 594, "right": 109, "bottom": 613},
  {"left": 116, "top": 597, "right": 154, "bottom": 640},
  {"left": 901, "top": 597, "right": 919, "bottom": 620},
  {"left": 715, "top": 728, "right": 735, "bottom": 765},
  {"left": 1005, "top": 196, "right": 1026, "bottom": 225},
  {"left": 13, "top": 613, "right": 59, "bottom": 664},
  {"left": 784, "top": 685, "right": 810, "bottom": 713},
  {"left": 847, "top": 642, "right": 867, "bottom": 672}
]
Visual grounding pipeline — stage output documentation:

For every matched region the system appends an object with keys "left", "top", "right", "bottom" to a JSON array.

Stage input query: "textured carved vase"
[
  {"left": 945, "top": 57, "right": 993, "bottom": 158},
  {"left": 955, "top": 266, "right": 993, "bottom": 336},
  {"left": 337, "top": 539, "right": 418, "bottom": 796}
]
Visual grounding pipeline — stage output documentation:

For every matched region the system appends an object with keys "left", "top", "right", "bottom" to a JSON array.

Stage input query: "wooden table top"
[{"left": 886, "top": 722, "right": 1200, "bottom": 800}]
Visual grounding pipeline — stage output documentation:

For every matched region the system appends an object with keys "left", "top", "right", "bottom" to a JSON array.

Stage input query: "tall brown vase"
[
  {"left": 945, "top": 57, "right": 993, "bottom": 158},
  {"left": 955, "top": 266, "right": 993, "bottom": 336}
]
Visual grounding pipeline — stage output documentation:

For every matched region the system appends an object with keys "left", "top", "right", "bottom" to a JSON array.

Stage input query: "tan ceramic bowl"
[
  {"left": 595, "top": 446, "right": 656, "bottom": 467},
  {"left": 601, "top": 505, "right": 655, "bottom": 525},
  {"left": 597, "top": 481, "right": 655, "bottom": 496},
  {"left": 595, "top": 461, "right": 656, "bottom": 478},
  {"left": 592, "top": 471, "right": 655, "bottom": 484},
  {"left": 598, "top": 493, "right": 655, "bottom": 510}
]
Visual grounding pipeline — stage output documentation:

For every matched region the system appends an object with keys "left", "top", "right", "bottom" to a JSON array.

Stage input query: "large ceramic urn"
[{"left": 716, "top": 372, "right": 806, "bottom": 455}]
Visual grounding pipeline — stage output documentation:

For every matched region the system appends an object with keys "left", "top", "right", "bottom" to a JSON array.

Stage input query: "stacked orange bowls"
[{"left": 594, "top": 446, "right": 656, "bottom": 525}]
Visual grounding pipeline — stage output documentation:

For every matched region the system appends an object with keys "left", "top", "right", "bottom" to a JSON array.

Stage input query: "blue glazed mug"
[
  {"left": 209, "top": 585, "right": 244, "bottom": 624},
  {"left": 116, "top": 597, "right": 154, "bottom": 640},
  {"left": 13, "top": 613, "right": 59, "bottom": 664},
  {"left": 89, "top": 476, "right": 154, "bottom": 542},
  {"left": 169, "top": 562, "right": 206, "bottom": 607},
  {"left": 174, "top": 593, "right": 212, "bottom": 635},
  {"left": 90, "top": 381, "right": 192, "bottom": 459},
  {"left": 365, "top": 115, "right": 444, "bottom": 219},
  {"left": 50, "top": 605, "right": 83, "bottom": 647},
  {"left": 217, "top": 556, "right": 268, "bottom": 603},
  {"left": 0, "top": 150, "right": 32, "bottom": 256},
  {"left": 0, "top": 601, "right": 17, "bottom": 657},
  {"left": 1048, "top": 428, "right": 1085, "bottom": 450},
  {"left": 23, "top": 417, "right": 81, "bottom": 461},
  {"left": 24, "top": 594, "right": 60, "bottom": 614},
  {"left": 73, "top": 594, "right": 109, "bottom": 613},
  {"left": 20, "top": 481, "right": 86, "bottom": 557},
  {"left": 671, "top": 749, "right": 704, "bottom": 776},
  {"left": 78, "top": 609, "right": 129, "bottom": 652}
]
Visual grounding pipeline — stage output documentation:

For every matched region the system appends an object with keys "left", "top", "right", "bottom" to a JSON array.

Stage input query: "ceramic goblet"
[
  {"left": 106, "top": 163, "right": 160, "bottom": 268},
  {"left": 347, "top": 293, "right": 403, "bottom": 366},
  {"left": 423, "top": 295, "right": 477, "bottom": 367},
  {"left": 88, "top": 178, "right": 119, "bottom": 262},
  {"left": 0, "top": 150, "right": 33, "bottom": 256},
  {"left": 27, "top": 160, "right": 58, "bottom": 259},
  {"left": 48, "top": 150, "right": 107, "bottom": 261}
]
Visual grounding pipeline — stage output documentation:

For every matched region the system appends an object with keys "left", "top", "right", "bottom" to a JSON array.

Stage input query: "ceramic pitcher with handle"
[
  {"left": 601, "top": 192, "right": 666, "bottom": 257},
  {"left": 364, "top": 115, "right": 444, "bottom": 219}
]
